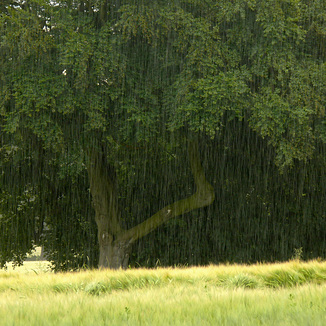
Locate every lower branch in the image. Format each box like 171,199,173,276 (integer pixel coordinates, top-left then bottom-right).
120,140,215,243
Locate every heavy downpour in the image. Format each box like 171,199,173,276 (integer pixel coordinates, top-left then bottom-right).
1,0,326,272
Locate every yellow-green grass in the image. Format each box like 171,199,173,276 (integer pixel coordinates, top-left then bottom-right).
5,261,51,273
1,260,326,325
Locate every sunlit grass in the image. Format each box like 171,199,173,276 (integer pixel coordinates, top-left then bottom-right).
1,260,326,325
5,261,51,274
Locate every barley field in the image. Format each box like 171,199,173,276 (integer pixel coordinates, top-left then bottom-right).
1,260,326,325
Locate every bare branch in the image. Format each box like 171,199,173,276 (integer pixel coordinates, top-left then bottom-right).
120,140,215,243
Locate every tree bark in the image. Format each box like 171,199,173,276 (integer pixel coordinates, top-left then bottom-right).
97,231,131,269
86,140,215,269
120,141,215,243
86,148,128,269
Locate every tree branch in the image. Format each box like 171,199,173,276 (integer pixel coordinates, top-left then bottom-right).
120,140,215,243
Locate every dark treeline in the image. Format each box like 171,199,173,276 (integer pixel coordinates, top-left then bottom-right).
135,121,326,267
4,119,325,270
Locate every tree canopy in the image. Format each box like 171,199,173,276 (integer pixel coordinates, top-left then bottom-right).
1,0,326,269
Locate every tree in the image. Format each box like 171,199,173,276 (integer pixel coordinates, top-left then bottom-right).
1,0,325,269
0,0,216,269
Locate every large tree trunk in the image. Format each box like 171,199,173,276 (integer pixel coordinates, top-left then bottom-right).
97,231,131,269
86,147,129,269
86,141,214,269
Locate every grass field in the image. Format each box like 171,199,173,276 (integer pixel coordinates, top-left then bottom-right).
1,260,326,325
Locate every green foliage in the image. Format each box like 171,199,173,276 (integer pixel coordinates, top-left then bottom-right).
0,0,326,269
224,273,260,289
263,269,306,288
